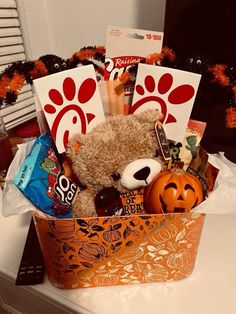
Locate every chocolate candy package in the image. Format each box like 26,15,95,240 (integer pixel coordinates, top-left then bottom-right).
14,133,77,218
187,146,219,197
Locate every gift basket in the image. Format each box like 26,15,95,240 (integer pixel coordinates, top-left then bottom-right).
1,25,230,289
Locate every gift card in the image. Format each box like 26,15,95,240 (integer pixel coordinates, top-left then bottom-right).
34,65,105,153
105,25,163,81
130,64,201,142
104,25,163,112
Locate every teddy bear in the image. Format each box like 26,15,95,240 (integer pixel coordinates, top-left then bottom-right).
67,109,163,218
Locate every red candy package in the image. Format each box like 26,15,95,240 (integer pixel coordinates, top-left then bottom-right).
14,133,79,218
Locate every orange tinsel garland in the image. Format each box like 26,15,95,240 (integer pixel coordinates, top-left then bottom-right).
162,46,176,62
0,75,11,98
208,64,230,86
8,73,25,95
146,52,163,65
118,47,176,85
72,46,105,61
226,107,236,128
0,45,176,105
209,64,236,129
29,60,49,79
0,46,105,106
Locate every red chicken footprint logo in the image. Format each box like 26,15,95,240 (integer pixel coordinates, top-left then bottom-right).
130,73,195,124
44,77,96,151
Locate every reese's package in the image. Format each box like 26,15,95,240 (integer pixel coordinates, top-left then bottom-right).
187,146,219,197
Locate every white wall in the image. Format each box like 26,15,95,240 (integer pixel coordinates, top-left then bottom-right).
17,0,166,60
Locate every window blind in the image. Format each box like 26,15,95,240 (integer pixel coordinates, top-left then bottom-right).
0,0,36,130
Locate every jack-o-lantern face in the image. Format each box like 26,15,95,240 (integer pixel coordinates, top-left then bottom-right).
144,169,203,214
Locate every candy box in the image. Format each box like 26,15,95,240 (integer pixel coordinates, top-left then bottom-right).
33,211,205,289
104,25,163,114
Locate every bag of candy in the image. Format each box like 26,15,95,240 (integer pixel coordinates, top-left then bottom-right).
13,133,77,218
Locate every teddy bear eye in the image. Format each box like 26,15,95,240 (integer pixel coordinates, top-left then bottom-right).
111,173,121,181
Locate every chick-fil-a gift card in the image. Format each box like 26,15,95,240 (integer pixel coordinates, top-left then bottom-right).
34,65,105,153
130,64,201,142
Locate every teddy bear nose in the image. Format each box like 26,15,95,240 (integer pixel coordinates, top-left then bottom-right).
134,166,151,182
120,158,162,190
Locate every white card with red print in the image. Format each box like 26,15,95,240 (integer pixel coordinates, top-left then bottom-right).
131,64,201,142
34,65,105,153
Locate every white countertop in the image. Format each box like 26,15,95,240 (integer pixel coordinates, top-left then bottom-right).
1,210,236,314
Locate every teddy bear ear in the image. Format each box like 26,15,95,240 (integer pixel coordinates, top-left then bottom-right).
67,134,85,158
135,109,163,123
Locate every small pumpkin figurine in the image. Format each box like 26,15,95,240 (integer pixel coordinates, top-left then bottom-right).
144,168,203,214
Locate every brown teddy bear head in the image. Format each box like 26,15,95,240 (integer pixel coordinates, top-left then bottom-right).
67,109,163,194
